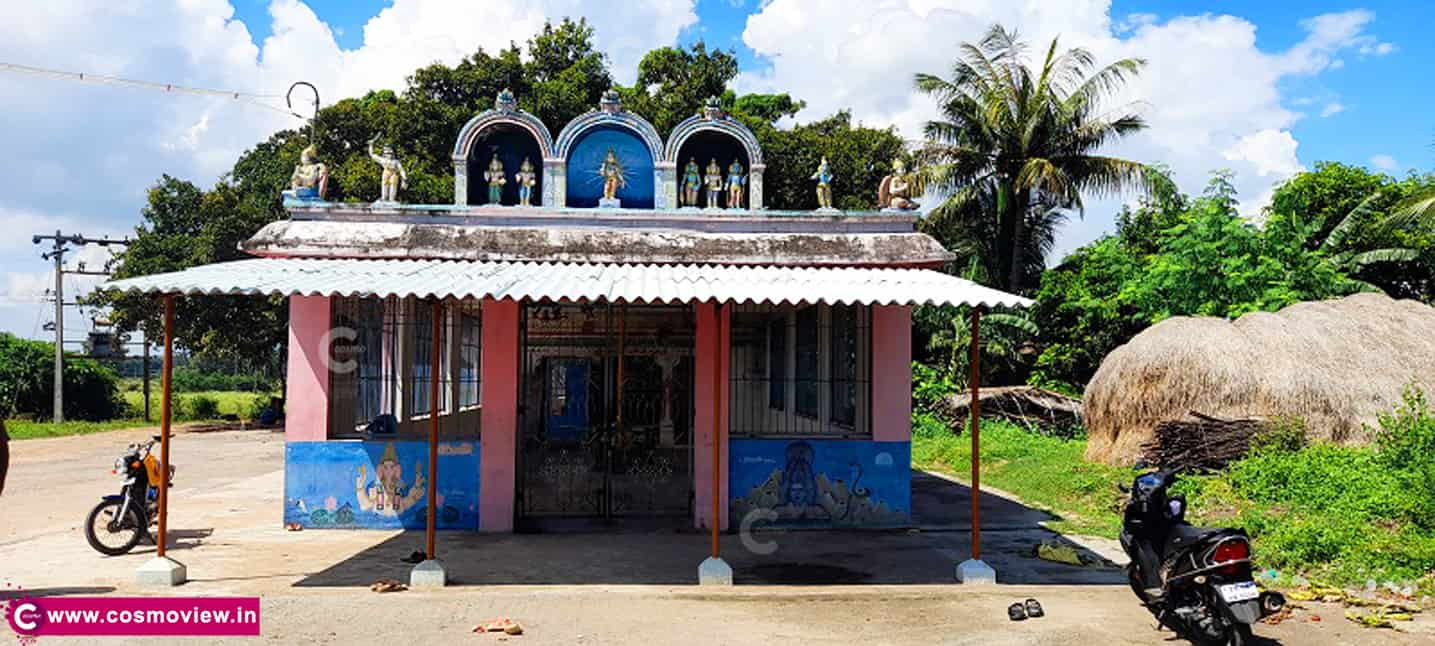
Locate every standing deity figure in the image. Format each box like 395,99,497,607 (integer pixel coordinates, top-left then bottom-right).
599,147,626,203
725,159,746,209
878,158,920,211
516,157,537,207
682,158,702,207
811,156,834,210
288,144,329,200
484,153,507,204
368,137,407,204
704,158,723,208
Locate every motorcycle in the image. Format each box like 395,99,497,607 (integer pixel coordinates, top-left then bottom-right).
84,437,175,556
1119,469,1284,645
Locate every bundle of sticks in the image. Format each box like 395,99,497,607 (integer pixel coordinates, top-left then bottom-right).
1141,412,1268,472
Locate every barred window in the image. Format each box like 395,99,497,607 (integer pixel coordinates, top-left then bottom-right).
410,301,451,418
730,303,871,438
458,304,482,409
330,296,402,434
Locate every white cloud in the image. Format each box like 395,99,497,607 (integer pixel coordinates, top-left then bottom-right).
739,2,1387,259
1320,102,1345,117
0,0,697,338
1370,154,1399,171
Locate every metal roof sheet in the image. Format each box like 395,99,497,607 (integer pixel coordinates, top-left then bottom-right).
103,258,1032,308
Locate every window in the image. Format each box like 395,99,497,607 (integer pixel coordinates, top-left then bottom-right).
410,301,451,418
330,296,401,435
767,316,786,411
729,303,871,437
794,306,819,418
458,305,482,408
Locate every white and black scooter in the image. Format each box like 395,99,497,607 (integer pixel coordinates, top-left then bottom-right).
1119,469,1285,645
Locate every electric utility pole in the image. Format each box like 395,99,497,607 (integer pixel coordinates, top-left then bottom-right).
32,231,128,424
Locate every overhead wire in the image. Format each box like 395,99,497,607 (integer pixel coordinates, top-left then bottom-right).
0,61,306,120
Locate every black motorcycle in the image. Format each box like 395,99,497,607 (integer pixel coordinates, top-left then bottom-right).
85,437,174,556
1119,469,1284,645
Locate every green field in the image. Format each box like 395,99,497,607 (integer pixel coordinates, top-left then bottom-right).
8,389,276,440
120,389,266,420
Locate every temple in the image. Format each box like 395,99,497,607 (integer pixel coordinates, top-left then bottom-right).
107,90,1027,586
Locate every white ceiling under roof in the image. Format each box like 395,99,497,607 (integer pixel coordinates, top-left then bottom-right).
104,258,1032,309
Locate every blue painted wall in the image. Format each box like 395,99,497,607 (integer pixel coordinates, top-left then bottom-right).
730,439,911,528
285,440,480,530
565,125,656,208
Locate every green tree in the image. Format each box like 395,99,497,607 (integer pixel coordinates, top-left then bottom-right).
752,111,905,211
622,41,738,135
915,25,1149,293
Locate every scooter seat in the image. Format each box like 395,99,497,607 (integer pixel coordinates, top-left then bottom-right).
1163,524,1222,557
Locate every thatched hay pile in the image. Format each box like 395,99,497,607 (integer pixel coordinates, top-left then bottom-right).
1084,293,1435,465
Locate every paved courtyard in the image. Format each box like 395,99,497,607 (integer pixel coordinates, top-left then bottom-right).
2,427,1429,644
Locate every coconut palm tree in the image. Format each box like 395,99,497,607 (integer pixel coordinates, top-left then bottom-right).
915,25,1150,293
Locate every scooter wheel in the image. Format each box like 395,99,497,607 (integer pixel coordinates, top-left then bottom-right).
85,499,145,556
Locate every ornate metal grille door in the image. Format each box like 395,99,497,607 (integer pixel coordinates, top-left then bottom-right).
518,303,694,522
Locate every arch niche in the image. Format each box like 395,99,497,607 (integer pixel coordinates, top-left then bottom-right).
664,107,764,210
554,95,665,209
451,94,555,206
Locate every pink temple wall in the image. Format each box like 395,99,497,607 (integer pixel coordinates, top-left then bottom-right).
479,298,521,532
871,305,912,442
285,295,331,442
693,302,731,531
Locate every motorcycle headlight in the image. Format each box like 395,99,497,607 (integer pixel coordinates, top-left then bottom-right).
113,457,125,471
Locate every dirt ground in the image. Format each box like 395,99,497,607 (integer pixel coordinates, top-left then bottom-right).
2,427,1430,645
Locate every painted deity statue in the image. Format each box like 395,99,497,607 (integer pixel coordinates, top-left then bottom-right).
367,137,407,203
878,158,920,210
811,156,834,210
288,144,329,199
355,442,425,516
599,147,626,202
704,158,724,208
725,159,746,209
682,158,702,207
516,157,537,207
483,153,507,204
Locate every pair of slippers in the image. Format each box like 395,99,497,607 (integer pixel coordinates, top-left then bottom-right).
1008,599,1044,621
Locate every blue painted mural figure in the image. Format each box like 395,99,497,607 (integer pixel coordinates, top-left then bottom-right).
682,158,701,207
725,160,745,209
355,442,425,516
781,441,817,507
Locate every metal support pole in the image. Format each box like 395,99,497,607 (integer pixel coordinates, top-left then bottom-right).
968,307,983,561
142,341,152,422
52,239,63,424
710,303,721,558
156,295,175,558
426,299,441,561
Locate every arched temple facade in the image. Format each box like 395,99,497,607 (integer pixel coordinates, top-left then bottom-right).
552,91,667,209
663,101,764,210
452,90,557,207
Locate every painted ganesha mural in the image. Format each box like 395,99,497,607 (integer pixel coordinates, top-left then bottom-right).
284,440,480,530
730,440,910,527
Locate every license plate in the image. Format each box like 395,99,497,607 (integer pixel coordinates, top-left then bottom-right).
1218,581,1259,603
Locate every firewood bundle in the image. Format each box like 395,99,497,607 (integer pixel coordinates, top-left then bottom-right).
1141,412,1268,472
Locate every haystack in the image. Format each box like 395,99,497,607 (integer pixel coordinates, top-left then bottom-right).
1083,293,1435,465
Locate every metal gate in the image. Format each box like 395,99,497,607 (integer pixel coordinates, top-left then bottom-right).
517,303,694,524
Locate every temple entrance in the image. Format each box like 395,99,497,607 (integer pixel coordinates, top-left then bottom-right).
517,303,695,529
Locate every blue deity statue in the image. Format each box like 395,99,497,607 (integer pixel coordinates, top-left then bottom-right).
811,156,834,210
682,158,701,207
725,160,745,209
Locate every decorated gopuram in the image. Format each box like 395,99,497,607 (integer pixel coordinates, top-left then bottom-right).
109,89,1028,587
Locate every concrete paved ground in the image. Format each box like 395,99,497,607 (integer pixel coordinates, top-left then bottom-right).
2,427,1430,645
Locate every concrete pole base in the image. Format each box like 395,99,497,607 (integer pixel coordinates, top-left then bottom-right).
956,558,996,585
410,559,447,588
136,556,187,586
698,556,733,585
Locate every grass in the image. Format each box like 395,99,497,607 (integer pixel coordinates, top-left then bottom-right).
9,390,276,440
912,411,1133,537
911,389,1435,595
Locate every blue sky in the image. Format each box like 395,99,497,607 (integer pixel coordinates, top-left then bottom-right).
0,0,1429,341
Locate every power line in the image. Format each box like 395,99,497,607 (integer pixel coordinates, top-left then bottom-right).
0,61,306,120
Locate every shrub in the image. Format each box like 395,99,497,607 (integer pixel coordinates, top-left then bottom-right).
187,394,221,420
0,332,125,421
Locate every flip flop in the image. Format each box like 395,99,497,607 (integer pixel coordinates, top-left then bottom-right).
400,550,426,564
1008,602,1028,621
1024,598,1044,618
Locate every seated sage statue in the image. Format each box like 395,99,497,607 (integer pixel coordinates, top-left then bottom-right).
878,158,919,211
287,145,329,200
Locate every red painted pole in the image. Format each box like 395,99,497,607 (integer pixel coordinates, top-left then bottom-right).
968,307,983,561
710,303,722,558
426,299,441,561
156,295,175,558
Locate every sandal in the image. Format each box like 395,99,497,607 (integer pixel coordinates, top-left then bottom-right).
400,550,426,564
1008,602,1028,621
1024,598,1044,618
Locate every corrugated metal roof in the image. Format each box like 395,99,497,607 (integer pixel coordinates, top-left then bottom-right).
103,258,1032,308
